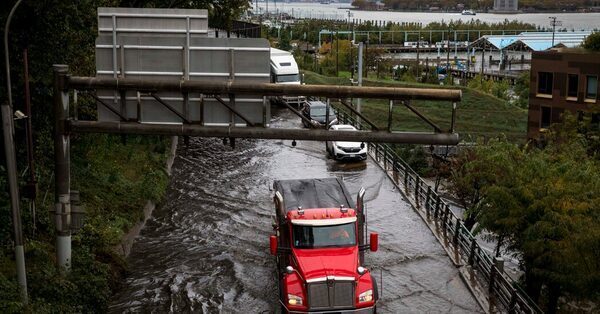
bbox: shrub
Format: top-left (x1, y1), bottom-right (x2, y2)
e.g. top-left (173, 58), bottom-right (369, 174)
top-left (582, 32), bottom-right (600, 51)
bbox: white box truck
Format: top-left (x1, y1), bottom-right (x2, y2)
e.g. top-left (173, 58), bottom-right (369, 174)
top-left (270, 48), bottom-right (305, 107)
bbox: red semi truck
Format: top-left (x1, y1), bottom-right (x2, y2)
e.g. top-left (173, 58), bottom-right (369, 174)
top-left (270, 178), bottom-right (379, 313)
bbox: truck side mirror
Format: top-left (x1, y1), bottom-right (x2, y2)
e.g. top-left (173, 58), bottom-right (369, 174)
top-left (369, 232), bottom-right (378, 252)
top-left (360, 142), bottom-right (365, 149)
top-left (270, 235), bottom-right (278, 255)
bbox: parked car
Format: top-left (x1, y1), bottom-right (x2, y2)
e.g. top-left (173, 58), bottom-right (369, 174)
top-left (300, 101), bottom-right (337, 128)
top-left (326, 124), bottom-right (368, 161)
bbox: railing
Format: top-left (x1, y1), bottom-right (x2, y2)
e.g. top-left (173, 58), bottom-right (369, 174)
top-left (337, 111), bottom-right (542, 314)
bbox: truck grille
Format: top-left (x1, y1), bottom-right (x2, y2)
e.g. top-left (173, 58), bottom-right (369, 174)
top-left (307, 280), bottom-right (355, 310)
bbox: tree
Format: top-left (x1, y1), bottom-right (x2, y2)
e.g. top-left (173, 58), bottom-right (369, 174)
top-left (451, 114), bottom-right (600, 312)
top-left (449, 140), bottom-right (517, 231)
top-left (119, 0), bottom-right (251, 33)
top-left (513, 71), bottom-right (530, 109)
top-left (319, 39), bottom-right (354, 76)
top-left (278, 26), bottom-right (291, 51)
top-left (582, 31), bottom-right (600, 51)
top-left (209, 0), bottom-right (250, 34)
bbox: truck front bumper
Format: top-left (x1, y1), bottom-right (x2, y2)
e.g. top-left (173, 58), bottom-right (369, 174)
top-left (281, 301), bottom-right (375, 314)
top-left (281, 96), bottom-right (306, 106)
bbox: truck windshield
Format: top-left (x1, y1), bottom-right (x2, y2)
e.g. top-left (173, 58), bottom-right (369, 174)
top-left (276, 74), bottom-right (300, 83)
top-left (310, 107), bottom-right (327, 116)
top-left (292, 223), bottom-right (356, 248)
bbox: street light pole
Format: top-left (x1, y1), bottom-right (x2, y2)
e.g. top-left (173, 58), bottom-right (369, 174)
top-left (3, 0), bottom-right (28, 304)
top-left (416, 33), bottom-right (420, 82)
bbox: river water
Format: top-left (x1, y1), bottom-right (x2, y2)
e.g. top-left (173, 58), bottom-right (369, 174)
top-left (255, 2), bottom-right (600, 30)
top-left (109, 108), bottom-right (482, 313)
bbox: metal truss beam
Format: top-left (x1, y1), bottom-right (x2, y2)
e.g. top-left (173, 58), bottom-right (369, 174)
top-left (67, 76), bottom-right (462, 102)
top-left (67, 120), bottom-right (460, 145)
top-left (213, 95), bottom-right (255, 127)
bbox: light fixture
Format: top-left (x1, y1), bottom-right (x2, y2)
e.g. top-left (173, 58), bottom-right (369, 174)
top-left (13, 110), bottom-right (27, 120)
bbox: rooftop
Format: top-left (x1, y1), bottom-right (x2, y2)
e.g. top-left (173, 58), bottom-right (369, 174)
top-left (469, 31), bottom-right (593, 51)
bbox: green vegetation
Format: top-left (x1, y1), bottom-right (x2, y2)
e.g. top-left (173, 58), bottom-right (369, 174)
top-left (450, 114), bottom-right (600, 313)
top-left (1, 135), bottom-right (170, 312)
top-left (0, 0), bottom-right (247, 311)
top-left (582, 31), bottom-right (600, 51)
top-left (122, 0), bottom-right (250, 32)
top-left (467, 75), bottom-right (511, 102)
top-left (302, 71), bottom-right (528, 140)
top-left (272, 19), bottom-right (537, 47)
top-left (513, 71), bottom-right (531, 109)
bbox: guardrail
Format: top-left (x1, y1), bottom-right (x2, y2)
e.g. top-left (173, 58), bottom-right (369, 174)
top-left (337, 111), bottom-right (542, 314)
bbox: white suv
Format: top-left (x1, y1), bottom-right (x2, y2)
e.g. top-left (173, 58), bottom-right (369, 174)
top-left (326, 125), bottom-right (368, 161)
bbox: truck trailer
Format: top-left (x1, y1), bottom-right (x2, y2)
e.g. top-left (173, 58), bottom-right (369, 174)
top-left (270, 48), bottom-right (306, 107)
top-left (270, 178), bottom-right (379, 313)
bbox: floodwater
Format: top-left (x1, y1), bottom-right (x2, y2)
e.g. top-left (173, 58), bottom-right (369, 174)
top-left (109, 108), bottom-right (482, 313)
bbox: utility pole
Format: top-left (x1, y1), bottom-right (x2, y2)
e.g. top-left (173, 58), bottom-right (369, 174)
top-left (549, 17), bottom-right (562, 47)
top-left (481, 48), bottom-right (485, 84)
top-left (364, 41), bottom-right (368, 79)
top-left (53, 65), bottom-right (72, 272)
top-left (446, 29), bottom-right (451, 84)
top-left (416, 33), bottom-right (420, 82)
top-left (3, 0), bottom-right (28, 304)
top-left (357, 42), bottom-right (363, 123)
top-left (350, 42), bottom-right (354, 80)
top-left (335, 31), bottom-right (339, 76)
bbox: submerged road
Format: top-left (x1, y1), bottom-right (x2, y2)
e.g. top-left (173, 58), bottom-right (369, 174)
top-left (109, 108), bottom-right (481, 313)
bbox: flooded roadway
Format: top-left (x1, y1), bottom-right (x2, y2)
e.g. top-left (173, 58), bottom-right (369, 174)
top-left (109, 108), bottom-right (482, 313)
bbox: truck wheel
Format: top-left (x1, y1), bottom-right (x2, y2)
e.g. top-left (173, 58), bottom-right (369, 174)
top-left (372, 276), bottom-right (380, 302)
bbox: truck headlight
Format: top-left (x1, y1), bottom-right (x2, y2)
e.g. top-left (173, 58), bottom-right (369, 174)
top-left (358, 289), bottom-right (373, 303)
top-left (287, 294), bottom-right (303, 306)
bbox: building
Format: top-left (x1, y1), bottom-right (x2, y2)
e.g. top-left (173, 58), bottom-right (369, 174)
top-left (492, 0), bottom-right (518, 13)
top-left (527, 50), bottom-right (600, 139)
top-left (470, 31), bottom-right (593, 52)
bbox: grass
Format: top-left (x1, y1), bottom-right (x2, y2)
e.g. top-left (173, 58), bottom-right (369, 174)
top-left (70, 134), bottom-right (170, 246)
top-left (302, 71), bottom-right (528, 141)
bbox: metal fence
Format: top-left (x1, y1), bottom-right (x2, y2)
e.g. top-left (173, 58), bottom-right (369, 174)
top-left (337, 111), bottom-right (542, 314)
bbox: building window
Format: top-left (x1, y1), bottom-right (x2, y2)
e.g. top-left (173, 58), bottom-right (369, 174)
top-left (541, 106), bottom-right (551, 128)
top-left (592, 113), bottom-right (599, 125)
top-left (586, 75), bottom-right (598, 100)
top-left (537, 72), bottom-right (553, 95)
top-left (592, 113), bottom-right (600, 132)
top-left (567, 74), bottom-right (578, 98)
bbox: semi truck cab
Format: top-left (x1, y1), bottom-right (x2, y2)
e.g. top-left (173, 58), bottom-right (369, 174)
top-left (270, 178), bottom-right (379, 313)
top-left (270, 48), bottom-right (306, 107)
